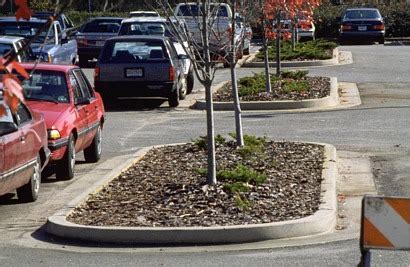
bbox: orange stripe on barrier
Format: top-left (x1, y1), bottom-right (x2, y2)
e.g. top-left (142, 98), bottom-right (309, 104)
top-left (363, 217), bottom-right (394, 248)
top-left (385, 198), bottom-right (410, 224)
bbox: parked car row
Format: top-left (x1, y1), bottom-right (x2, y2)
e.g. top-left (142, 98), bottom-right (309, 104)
top-left (0, 64), bottom-right (105, 202)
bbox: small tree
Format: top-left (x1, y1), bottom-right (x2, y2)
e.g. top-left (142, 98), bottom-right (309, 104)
top-left (155, 0), bottom-right (229, 185)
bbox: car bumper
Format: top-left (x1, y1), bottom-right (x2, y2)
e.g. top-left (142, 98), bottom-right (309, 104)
top-left (78, 47), bottom-right (102, 58)
top-left (298, 30), bottom-right (315, 38)
top-left (339, 31), bottom-right (384, 40)
top-left (94, 81), bottom-right (177, 98)
top-left (48, 138), bottom-right (69, 161)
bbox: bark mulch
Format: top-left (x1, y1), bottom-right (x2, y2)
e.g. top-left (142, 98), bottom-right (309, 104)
top-left (68, 140), bottom-right (325, 227)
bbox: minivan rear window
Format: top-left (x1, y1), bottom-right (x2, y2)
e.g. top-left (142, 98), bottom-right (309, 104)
top-left (100, 40), bottom-right (168, 63)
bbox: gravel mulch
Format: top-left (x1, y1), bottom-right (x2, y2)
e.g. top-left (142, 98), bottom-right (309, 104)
top-left (214, 76), bottom-right (331, 102)
top-left (68, 140), bottom-right (325, 227)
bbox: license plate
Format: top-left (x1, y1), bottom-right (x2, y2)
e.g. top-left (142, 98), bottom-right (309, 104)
top-left (125, 68), bottom-right (143, 78)
top-left (358, 26), bottom-right (367, 31)
top-left (96, 41), bottom-right (105, 46)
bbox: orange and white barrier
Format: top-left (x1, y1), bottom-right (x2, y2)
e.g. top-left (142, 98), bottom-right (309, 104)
top-left (360, 196), bottom-right (410, 266)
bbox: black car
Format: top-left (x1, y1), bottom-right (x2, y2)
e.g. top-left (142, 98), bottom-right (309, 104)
top-left (94, 36), bottom-right (187, 107)
top-left (76, 17), bottom-right (124, 67)
top-left (339, 8), bottom-right (385, 45)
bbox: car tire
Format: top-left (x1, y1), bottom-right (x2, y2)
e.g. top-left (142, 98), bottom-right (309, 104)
top-left (179, 76), bottom-right (187, 100)
top-left (16, 155), bottom-right (41, 202)
top-left (187, 71), bottom-right (194, 94)
top-left (56, 134), bottom-right (75, 180)
top-left (84, 124), bottom-right (102, 163)
top-left (168, 87), bottom-right (180, 107)
top-left (79, 56), bottom-right (89, 68)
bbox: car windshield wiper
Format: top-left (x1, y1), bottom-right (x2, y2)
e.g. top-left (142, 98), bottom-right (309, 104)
top-left (26, 96), bottom-right (59, 104)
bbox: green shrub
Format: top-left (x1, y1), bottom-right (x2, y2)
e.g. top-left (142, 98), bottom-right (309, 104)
top-left (217, 164), bottom-right (267, 185)
top-left (223, 182), bottom-right (249, 194)
top-left (192, 134), bottom-right (226, 150)
top-left (256, 39), bottom-right (337, 61)
top-left (282, 80), bottom-right (309, 93)
top-left (238, 73), bottom-right (280, 97)
top-left (282, 70), bottom-right (309, 80)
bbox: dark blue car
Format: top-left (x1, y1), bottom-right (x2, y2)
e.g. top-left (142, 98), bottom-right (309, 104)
top-left (339, 8), bottom-right (385, 45)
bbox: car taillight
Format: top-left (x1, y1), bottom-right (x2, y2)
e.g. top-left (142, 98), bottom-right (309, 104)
top-left (77, 38), bottom-right (87, 46)
top-left (373, 24), bottom-right (385, 30)
top-left (169, 66), bottom-right (175, 81)
top-left (341, 25), bottom-right (352, 32)
top-left (94, 67), bottom-right (100, 81)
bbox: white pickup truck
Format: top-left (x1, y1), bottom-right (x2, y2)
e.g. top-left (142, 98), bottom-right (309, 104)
top-left (174, 2), bottom-right (239, 60)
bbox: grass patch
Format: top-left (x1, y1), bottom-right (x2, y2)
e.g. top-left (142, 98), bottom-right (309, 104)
top-left (256, 39), bottom-right (337, 61)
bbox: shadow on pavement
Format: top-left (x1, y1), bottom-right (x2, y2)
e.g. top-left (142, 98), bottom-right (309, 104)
top-left (31, 224), bottom-right (210, 248)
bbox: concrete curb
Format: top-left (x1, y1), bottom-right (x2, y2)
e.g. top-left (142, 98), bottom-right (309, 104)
top-left (242, 47), bottom-right (339, 68)
top-left (45, 143), bottom-right (337, 245)
top-left (194, 77), bottom-right (339, 111)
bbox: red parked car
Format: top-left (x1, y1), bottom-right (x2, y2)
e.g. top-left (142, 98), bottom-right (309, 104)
top-left (19, 64), bottom-right (105, 180)
top-left (0, 97), bottom-right (50, 202)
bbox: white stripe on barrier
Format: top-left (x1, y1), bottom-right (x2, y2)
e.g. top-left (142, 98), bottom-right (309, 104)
top-left (366, 199), bottom-right (410, 248)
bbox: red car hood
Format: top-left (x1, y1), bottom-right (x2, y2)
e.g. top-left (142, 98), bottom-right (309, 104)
top-left (26, 101), bottom-right (71, 128)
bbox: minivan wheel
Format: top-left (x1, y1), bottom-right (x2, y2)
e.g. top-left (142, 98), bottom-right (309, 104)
top-left (56, 134), bottom-right (75, 180)
top-left (168, 88), bottom-right (180, 107)
top-left (17, 155), bottom-right (41, 202)
top-left (179, 76), bottom-right (187, 100)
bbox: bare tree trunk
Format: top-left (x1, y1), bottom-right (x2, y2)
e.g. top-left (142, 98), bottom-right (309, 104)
top-left (230, 0), bottom-right (244, 147)
top-left (276, 9), bottom-right (281, 77)
top-left (262, 16), bottom-right (272, 93)
top-left (203, 1), bottom-right (216, 185)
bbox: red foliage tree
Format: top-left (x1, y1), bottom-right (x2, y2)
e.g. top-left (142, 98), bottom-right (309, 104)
top-left (0, 0), bottom-right (33, 116)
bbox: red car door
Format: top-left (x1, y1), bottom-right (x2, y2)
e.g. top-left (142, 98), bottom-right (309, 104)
top-left (68, 71), bottom-right (89, 151)
top-left (71, 69), bottom-right (99, 148)
top-left (15, 103), bottom-right (37, 168)
top-left (0, 106), bottom-right (23, 195)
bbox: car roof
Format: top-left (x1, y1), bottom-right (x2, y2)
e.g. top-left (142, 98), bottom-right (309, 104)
top-left (129, 11), bottom-right (158, 14)
top-left (88, 17), bottom-right (124, 20)
top-left (0, 35), bottom-right (24, 43)
top-left (19, 63), bottom-right (78, 72)
top-left (0, 17), bottom-right (48, 23)
top-left (122, 17), bottom-right (167, 24)
top-left (107, 35), bottom-right (169, 42)
top-left (345, 8), bottom-right (380, 11)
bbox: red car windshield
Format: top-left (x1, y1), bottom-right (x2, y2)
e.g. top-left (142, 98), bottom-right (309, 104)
top-left (21, 70), bottom-right (70, 103)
